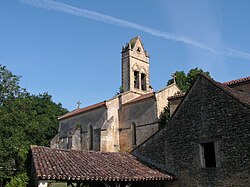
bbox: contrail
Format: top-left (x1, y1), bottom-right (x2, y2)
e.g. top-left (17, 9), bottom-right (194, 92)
top-left (19, 0), bottom-right (250, 60)
top-left (224, 47), bottom-right (250, 60)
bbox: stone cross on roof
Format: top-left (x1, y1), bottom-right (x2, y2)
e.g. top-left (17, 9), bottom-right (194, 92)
top-left (77, 101), bottom-right (81, 109)
top-left (172, 73), bottom-right (176, 84)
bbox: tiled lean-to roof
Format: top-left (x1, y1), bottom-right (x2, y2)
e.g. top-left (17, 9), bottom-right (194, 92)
top-left (223, 76), bottom-right (250, 86)
top-left (31, 146), bottom-right (173, 182)
top-left (123, 92), bottom-right (155, 106)
top-left (58, 101), bottom-right (106, 120)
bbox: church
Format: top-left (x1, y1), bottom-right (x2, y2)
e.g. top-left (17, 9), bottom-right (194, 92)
top-left (50, 36), bottom-right (180, 152)
top-left (30, 37), bottom-right (250, 187)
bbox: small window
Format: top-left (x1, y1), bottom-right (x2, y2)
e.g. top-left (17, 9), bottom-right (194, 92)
top-left (200, 142), bottom-right (216, 168)
top-left (137, 47), bottom-right (141, 53)
top-left (88, 125), bottom-right (93, 150)
top-left (134, 71), bottom-right (139, 89)
top-left (131, 123), bottom-right (136, 146)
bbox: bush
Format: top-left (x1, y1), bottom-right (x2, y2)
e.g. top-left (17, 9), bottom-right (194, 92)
top-left (5, 173), bottom-right (28, 187)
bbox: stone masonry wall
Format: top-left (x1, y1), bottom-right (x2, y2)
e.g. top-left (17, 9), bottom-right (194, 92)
top-left (119, 97), bottom-right (158, 152)
top-left (155, 84), bottom-right (180, 118)
top-left (58, 106), bottom-right (107, 151)
top-left (133, 76), bottom-right (250, 186)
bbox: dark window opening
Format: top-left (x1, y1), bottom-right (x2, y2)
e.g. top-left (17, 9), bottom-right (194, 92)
top-left (67, 137), bottom-right (72, 149)
top-left (88, 125), bottom-right (93, 150)
top-left (141, 73), bottom-right (147, 91)
top-left (137, 47), bottom-right (141, 53)
top-left (201, 142), bottom-right (216, 167)
top-left (134, 71), bottom-right (139, 89)
top-left (131, 123), bottom-right (136, 146)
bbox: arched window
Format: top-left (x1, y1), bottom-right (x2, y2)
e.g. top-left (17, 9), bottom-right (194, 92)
top-left (141, 73), bottom-right (146, 91)
top-left (88, 125), bottom-right (93, 150)
top-left (131, 123), bottom-right (137, 146)
top-left (134, 71), bottom-right (139, 89)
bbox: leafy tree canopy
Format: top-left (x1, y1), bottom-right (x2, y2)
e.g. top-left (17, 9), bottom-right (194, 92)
top-left (0, 65), bottom-right (27, 105)
top-left (0, 65), bottom-right (68, 185)
top-left (167, 67), bottom-right (210, 92)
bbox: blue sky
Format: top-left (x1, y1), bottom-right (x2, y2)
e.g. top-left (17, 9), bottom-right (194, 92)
top-left (0, 0), bottom-right (250, 111)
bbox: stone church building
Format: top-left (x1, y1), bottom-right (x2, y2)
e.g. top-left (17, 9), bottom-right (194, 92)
top-left (30, 37), bottom-right (249, 187)
top-left (50, 36), bottom-right (180, 152)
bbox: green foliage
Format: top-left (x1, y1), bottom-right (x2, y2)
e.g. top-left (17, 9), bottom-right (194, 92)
top-left (116, 86), bottom-right (124, 95)
top-left (119, 86), bottom-right (124, 93)
top-left (5, 173), bottom-right (28, 187)
top-left (0, 65), bottom-right (68, 183)
top-left (159, 104), bottom-right (170, 128)
top-left (167, 67), bottom-right (210, 92)
top-left (0, 65), bottom-right (26, 105)
top-left (0, 93), bottom-right (68, 178)
top-left (76, 122), bottom-right (81, 129)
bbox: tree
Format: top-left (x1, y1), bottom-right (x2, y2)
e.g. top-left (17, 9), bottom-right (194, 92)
top-left (5, 173), bottom-right (28, 187)
top-left (0, 93), bottom-right (68, 180)
top-left (167, 68), bottom-right (210, 92)
top-left (0, 65), bottom-right (26, 105)
top-left (0, 65), bottom-right (68, 185)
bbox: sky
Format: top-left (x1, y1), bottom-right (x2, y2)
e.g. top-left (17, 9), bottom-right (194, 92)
top-left (0, 0), bottom-right (250, 111)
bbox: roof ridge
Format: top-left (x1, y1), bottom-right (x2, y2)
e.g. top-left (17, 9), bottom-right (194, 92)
top-left (199, 74), bottom-right (250, 108)
top-left (58, 101), bottom-right (106, 120)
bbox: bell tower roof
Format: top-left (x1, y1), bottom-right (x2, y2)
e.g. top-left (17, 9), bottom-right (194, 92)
top-left (122, 36), bottom-right (150, 58)
top-left (121, 36), bottom-right (152, 94)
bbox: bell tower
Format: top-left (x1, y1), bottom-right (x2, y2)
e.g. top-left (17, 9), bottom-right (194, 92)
top-left (121, 36), bottom-right (152, 94)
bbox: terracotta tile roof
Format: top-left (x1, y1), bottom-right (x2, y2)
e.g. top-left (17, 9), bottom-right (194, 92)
top-left (223, 76), bottom-right (250, 86)
top-left (31, 146), bottom-right (173, 182)
top-left (123, 92), bottom-right (155, 106)
top-left (58, 101), bottom-right (106, 120)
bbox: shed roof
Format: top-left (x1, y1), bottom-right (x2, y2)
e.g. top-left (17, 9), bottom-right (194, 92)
top-left (122, 92), bottom-right (155, 106)
top-left (223, 76), bottom-right (250, 86)
top-left (31, 146), bottom-right (173, 182)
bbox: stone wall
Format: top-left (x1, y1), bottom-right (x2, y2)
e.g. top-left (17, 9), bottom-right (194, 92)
top-left (119, 97), bottom-right (158, 152)
top-left (132, 76), bottom-right (250, 186)
top-left (58, 106), bottom-right (107, 151)
top-left (155, 84), bottom-right (181, 118)
top-left (101, 97), bottom-right (120, 152)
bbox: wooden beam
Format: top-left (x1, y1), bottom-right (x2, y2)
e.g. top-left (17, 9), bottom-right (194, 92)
top-left (103, 182), bottom-right (132, 187)
top-left (103, 182), bottom-right (110, 187)
top-left (67, 181), bottom-right (75, 187)
top-left (125, 182), bottom-right (132, 187)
